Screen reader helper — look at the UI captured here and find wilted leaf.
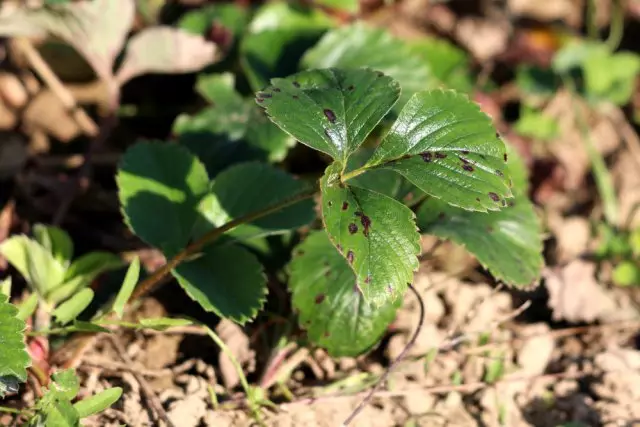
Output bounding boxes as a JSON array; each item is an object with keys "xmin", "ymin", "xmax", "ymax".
[
  {"xmin": 0, "ymin": 294, "xmax": 30, "ymax": 398},
  {"xmin": 117, "ymin": 141, "xmax": 210, "ymax": 256},
  {"xmin": 52, "ymin": 288, "xmax": 94, "ymax": 325},
  {"xmin": 302, "ymin": 23, "xmax": 434, "ymax": 107},
  {"xmin": 194, "ymin": 162, "xmax": 315, "ymax": 240},
  {"xmin": 258, "ymin": 68, "xmax": 400, "ymax": 163},
  {"xmin": 321, "ymin": 163, "xmax": 420, "ymax": 307},
  {"xmin": 288, "ymin": 231, "xmax": 400, "ymax": 356},
  {"xmin": 116, "ymin": 27, "xmax": 220, "ymax": 86},
  {"xmin": 172, "ymin": 243, "xmax": 266, "ymax": 324},
  {"xmin": 365, "ymin": 90, "xmax": 512, "ymax": 212}
]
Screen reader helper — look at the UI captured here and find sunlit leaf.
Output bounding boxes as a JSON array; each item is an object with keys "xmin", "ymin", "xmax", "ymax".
[
  {"xmin": 52, "ymin": 288, "xmax": 94, "ymax": 325},
  {"xmin": 0, "ymin": 294, "xmax": 30, "ymax": 398},
  {"xmin": 73, "ymin": 387, "xmax": 123, "ymax": 418},
  {"xmin": 33, "ymin": 224, "xmax": 74, "ymax": 267},
  {"xmin": 112, "ymin": 256, "xmax": 140, "ymax": 319}
]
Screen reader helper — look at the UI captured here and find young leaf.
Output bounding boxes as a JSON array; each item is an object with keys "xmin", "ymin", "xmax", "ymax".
[
  {"xmin": 116, "ymin": 28, "xmax": 220, "ymax": 86},
  {"xmin": 258, "ymin": 68, "xmax": 400, "ymax": 164},
  {"xmin": 0, "ymin": 235, "xmax": 66, "ymax": 297},
  {"xmin": 194, "ymin": 162, "xmax": 315, "ymax": 240},
  {"xmin": 117, "ymin": 141, "xmax": 210, "ymax": 256},
  {"xmin": 0, "ymin": 294, "xmax": 30, "ymax": 398},
  {"xmin": 32, "ymin": 224, "xmax": 74, "ymax": 267},
  {"xmin": 288, "ymin": 232, "xmax": 400, "ymax": 356},
  {"xmin": 416, "ymin": 146, "xmax": 543, "ymax": 287},
  {"xmin": 53, "ymin": 288, "xmax": 94, "ymax": 325},
  {"xmin": 73, "ymin": 387, "xmax": 123, "ymax": 418},
  {"xmin": 302, "ymin": 23, "xmax": 433, "ymax": 107},
  {"xmin": 112, "ymin": 256, "xmax": 140, "ymax": 319},
  {"xmin": 16, "ymin": 293, "xmax": 39, "ymax": 322},
  {"xmin": 365, "ymin": 90, "xmax": 512, "ymax": 212},
  {"xmin": 172, "ymin": 243, "xmax": 266, "ymax": 324},
  {"xmin": 321, "ymin": 163, "xmax": 420, "ymax": 307},
  {"xmin": 48, "ymin": 252, "xmax": 123, "ymax": 303}
]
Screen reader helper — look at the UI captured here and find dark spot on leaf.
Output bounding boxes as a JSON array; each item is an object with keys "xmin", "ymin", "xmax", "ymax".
[
  {"xmin": 487, "ymin": 226, "xmax": 494, "ymax": 232},
  {"xmin": 496, "ymin": 170, "xmax": 504, "ymax": 177},
  {"xmin": 348, "ymin": 223, "xmax": 358, "ymax": 234},
  {"xmin": 501, "ymin": 199, "xmax": 507, "ymax": 207},
  {"xmin": 476, "ymin": 197, "xmax": 481, "ymax": 202},
  {"xmin": 463, "ymin": 164, "xmax": 474, "ymax": 172},
  {"xmin": 336, "ymin": 244, "xmax": 343, "ymax": 253},
  {"xmin": 338, "ymin": 182, "xmax": 345, "ymax": 188},
  {"xmin": 324, "ymin": 270, "xmax": 331, "ymax": 277},
  {"xmin": 508, "ymin": 201, "xmax": 515, "ymax": 207},
  {"xmin": 496, "ymin": 132, "xmax": 501, "ymax": 138},
  {"xmin": 328, "ymin": 201, "xmax": 333, "ymax": 207},
  {"xmin": 347, "ymin": 250, "xmax": 354, "ymax": 264},
  {"xmin": 274, "ymin": 88, "xmax": 281, "ymax": 92},
  {"xmin": 354, "ymin": 211, "xmax": 363, "ymax": 217},
  {"xmin": 324, "ymin": 109, "xmax": 336, "ymax": 123},
  {"xmin": 259, "ymin": 92, "xmax": 272, "ymax": 98},
  {"xmin": 364, "ymin": 275, "xmax": 371, "ymax": 284},
  {"xmin": 438, "ymin": 212, "xmax": 445, "ymax": 220},
  {"xmin": 347, "ymin": 85, "xmax": 355, "ymax": 91},
  {"xmin": 256, "ymin": 98, "xmax": 264, "ymax": 103},
  {"xmin": 479, "ymin": 154, "xmax": 486, "ymax": 159},
  {"xmin": 292, "ymin": 95, "xmax": 299, "ymax": 99},
  {"xmin": 503, "ymin": 153, "xmax": 508, "ymax": 162},
  {"xmin": 342, "ymin": 201, "xmax": 349, "ymax": 210},
  {"xmin": 293, "ymin": 81, "xmax": 300, "ymax": 88},
  {"xmin": 461, "ymin": 150, "xmax": 469, "ymax": 154},
  {"xmin": 323, "ymin": 331, "xmax": 330, "ymax": 337},
  {"xmin": 488, "ymin": 192, "xmax": 500, "ymax": 202},
  {"xmin": 377, "ymin": 71, "xmax": 384, "ymax": 77},
  {"xmin": 353, "ymin": 283, "xmax": 362, "ymax": 295},
  {"xmin": 420, "ymin": 152, "xmax": 432, "ymax": 162},
  {"xmin": 360, "ymin": 215, "xmax": 372, "ymax": 237},
  {"xmin": 296, "ymin": 250, "xmax": 304, "ymax": 256},
  {"xmin": 435, "ymin": 152, "xmax": 447, "ymax": 159},
  {"xmin": 315, "ymin": 294, "xmax": 325, "ymax": 304}
]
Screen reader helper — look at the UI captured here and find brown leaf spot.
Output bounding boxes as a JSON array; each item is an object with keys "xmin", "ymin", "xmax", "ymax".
[
  {"xmin": 364, "ymin": 275, "xmax": 371, "ymax": 284},
  {"xmin": 360, "ymin": 215, "xmax": 372, "ymax": 237},
  {"xmin": 315, "ymin": 294, "xmax": 326, "ymax": 304},
  {"xmin": 323, "ymin": 109, "xmax": 336, "ymax": 123},
  {"xmin": 496, "ymin": 169, "xmax": 504, "ymax": 177},
  {"xmin": 348, "ymin": 223, "xmax": 358, "ymax": 234},
  {"xmin": 293, "ymin": 81, "xmax": 300, "ymax": 88},
  {"xmin": 347, "ymin": 85, "xmax": 355, "ymax": 91},
  {"xmin": 292, "ymin": 95, "xmax": 299, "ymax": 99},
  {"xmin": 460, "ymin": 150, "xmax": 469, "ymax": 154},
  {"xmin": 488, "ymin": 192, "xmax": 500, "ymax": 202},
  {"xmin": 438, "ymin": 212, "xmax": 445, "ymax": 220},
  {"xmin": 463, "ymin": 164, "xmax": 474, "ymax": 172},
  {"xmin": 346, "ymin": 250, "xmax": 354, "ymax": 264},
  {"xmin": 342, "ymin": 201, "xmax": 349, "ymax": 211},
  {"xmin": 273, "ymin": 88, "xmax": 281, "ymax": 92},
  {"xmin": 256, "ymin": 98, "xmax": 264, "ymax": 103},
  {"xmin": 435, "ymin": 152, "xmax": 447, "ymax": 159},
  {"xmin": 336, "ymin": 244, "xmax": 343, "ymax": 253},
  {"xmin": 420, "ymin": 152, "xmax": 432, "ymax": 162},
  {"xmin": 503, "ymin": 153, "xmax": 508, "ymax": 162},
  {"xmin": 487, "ymin": 226, "xmax": 494, "ymax": 232}
]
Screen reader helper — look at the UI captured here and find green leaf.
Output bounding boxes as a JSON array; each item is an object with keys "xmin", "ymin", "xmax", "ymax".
[
  {"xmin": 117, "ymin": 141, "xmax": 210, "ymax": 255},
  {"xmin": 258, "ymin": 68, "xmax": 400, "ymax": 163},
  {"xmin": 0, "ymin": 294, "xmax": 30, "ymax": 397},
  {"xmin": 178, "ymin": 4, "xmax": 249, "ymax": 40},
  {"xmin": 0, "ymin": 276, "xmax": 10, "ymax": 298},
  {"xmin": 515, "ymin": 65, "xmax": 560, "ymax": 97},
  {"xmin": 29, "ymin": 369, "xmax": 81, "ymax": 427},
  {"xmin": 416, "ymin": 146, "xmax": 543, "ymax": 287},
  {"xmin": 74, "ymin": 387, "xmax": 123, "ymax": 418},
  {"xmin": 365, "ymin": 89, "xmax": 512, "ymax": 212},
  {"xmin": 139, "ymin": 317, "xmax": 193, "ymax": 330},
  {"xmin": 52, "ymin": 288, "xmax": 94, "ymax": 325},
  {"xmin": 48, "ymin": 251, "xmax": 123, "ymax": 303},
  {"xmin": 241, "ymin": 2, "xmax": 333, "ymax": 91},
  {"xmin": 583, "ymin": 50, "xmax": 640, "ymax": 105},
  {"xmin": 69, "ymin": 321, "xmax": 111, "ymax": 334},
  {"xmin": 112, "ymin": 256, "xmax": 140, "ymax": 319},
  {"xmin": 172, "ymin": 243, "xmax": 267, "ymax": 324},
  {"xmin": 51, "ymin": 369, "xmax": 80, "ymax": 400},
  {"xmin": 302, "ymin": 23, "xmax": 433, "ymax": 107},
  {"xmin": 407, "ymin": 37, "xmax": 473, "ymax": 93},
  {"xmin": 514, "ymin": 104, "xmax": 560, "ymax": 141},
  {"xmin": 0, "ymin": 235, "xmax": 66, "ymax": 297},
  {"xmin": 32, "ymin": 224, "xmax": 74, "ymax": 267},
  {"xmin": 321, "ymin": 163, "xmax": 420, "ymax": 307},
  {"xmin": 194, "ymin": 162, "xmax": 315, "ymax": 240},
  {"xmin": 288, "ymin": 231, "xmax": 400, "ymax": 356},
  {"xmin": 16, "ymin": 293, "xmax": 39, "ymax": 322}
]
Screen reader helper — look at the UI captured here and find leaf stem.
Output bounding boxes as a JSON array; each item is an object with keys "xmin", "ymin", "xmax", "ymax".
[
  {"xmin": 128, "ymin": 186, "xmax": 317, "ymax": 302},
  {"xmin": 341, "ymin": 166, "xmax": 370, "ymax": 182},
  {"xmin": 606, "ymin": 0, "xmax": 624, "ymax": 51}
]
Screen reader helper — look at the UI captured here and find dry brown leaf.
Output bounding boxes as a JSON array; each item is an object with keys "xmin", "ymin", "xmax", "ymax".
[
  {"xmin": 22, "ymin": 89, "xmax": 81, "ymax": 142},
  {"xmin": 455, "ymin": 17, "xmax": 509, "ymax": 62},
  {"xmin": 548, "ymin": 215, "xmax": 591, "ymax": 263},
  {"xmin": 216, "ymin": 319, "xmax": 255, "ymax": 390}
]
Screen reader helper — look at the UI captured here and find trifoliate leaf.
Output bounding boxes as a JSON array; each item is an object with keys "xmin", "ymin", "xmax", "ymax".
[
  {"xmin": 365, "ymin": 90, "xmax": 512, "ymax": 212},
  {"xmin": 194, "ymin": 162, "xmax": 315, "ymax": 241},
  {"xmin": 321, "ymin": 163, "xmax": 420, "ymax": 307},
  {"xmin": 416, "ymin": 146, "xmax": 543, "ymax": 287},
  {"xmin": 289, "ymin": 232, "xmax": 400, "ymax": 356},
  {"xmin": 117, "ymin": 141, "xmax": 210, "ymax": 256},
  {"xmin": 172, "ymin": 243, "xmax": 266, "ymax": 324},
  {"xmin": 0, "ymin": 294, "xmax": 30, "ymax": 398},
  {"xmin": 302, "ymin": 23, "xmax": 433, "ymax": 107},
  {"xmin": 258, "ymin": 68, "xmax": 400, "ymax": 164}
]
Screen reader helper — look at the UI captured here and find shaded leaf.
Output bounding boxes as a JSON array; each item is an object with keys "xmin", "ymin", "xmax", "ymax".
[
  {"xmin": 74, "ymin": 387, "xmax": 123, "ymax": 418},
  {"xmin": 194, "ymin": 162, "xmax": 315, "ymax": 240},
  {"xmin": 116, "ymin": 141, "xmax": 210, "ymax": 256},
  {"xmin": 112, "ymin": 256, "xmax": 140, "ymax": 319},
  {"xmin": 258, "ymin": 68, "xmax": 400, "ymax": 163},
  {"xmin": 0, "ymin": 235, "xmax": 66, "ymax": 297},
  {"xmin": 365, "ymin": 90, "xmax": 512, "ymax": 212},
  {"xmin": 33, "ymin": 224, "xmax": 74, "ymax": 267},
  {"xmin": 178, "ymin": 3, "xmax": 249, "ymax": 40},
  {"xmin": 52, "ymin": 288, "xmax": 94, "ymax": 325},
  {"xmin": 172, "ymin": 243, "xmax": 267, "ymax": 324},
  {"xmin": 416, "ymin": 146, "xmax": 543, "ymax": 287},
  {"xmin": 0, "ymin": 294, "xmax": 30, "ymax": 397},
  {"xmin": 321, "ymin": 163, "xmax": 420, "ymax": 307},
  {"xmin": 288, "ymin": 231, "xmax": 400, "ymax": 356},
  {"xmin": 116, "ymin": 27, "xmax": 220, "ymax": 86},
  {"xmin": 302, "ymin": 23, "xmax": 433, "ymax": 107},
  {"xmin": 407, "ymin": 37, "xmax": 473, "ymax": 92}
]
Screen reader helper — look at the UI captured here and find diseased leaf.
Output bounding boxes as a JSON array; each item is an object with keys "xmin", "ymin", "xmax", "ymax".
[
  {"xmin": 194, "ymin": 162, "xmax": 315, "ymax": 240},
  {"xmin": 258, "ymin": 68, "xmax": 400, "ymax": 163},
  {"xmin": 416, "ymin": 145, "xmax": 543, "ymax": 287},
  {"xmin": 117, "ymin": 141, "xmax": 210, "ymax": 256},
  {"xmin": 288, "ymin": 231, "xmax": 400, "ymax": 356},
  {"xmin": 33, "ymin": 224, "xmax": 74, "ymax": 267},
  {"xmin": 73, "ymin": 387, "xmax": 123, "ymax": 418},
  {"xmin": 52, "ymin": 288, "xmax": 94, "ymax": 325},
  {"xmin": 0, "ymin": 294, "xmax": 30, "ymax": 398},
  {"xmin": 172, "ymin": 243, "xmax": 267, "ymax": 323},
  {"xmin": 321, "ymin": 163, "xmax": 420, "ymax": 307},
  {"xmin": 302, "ymin": 23, "xmax": 433, "ymax": 107},
  {"xmin": 0, "ymin": 235, "xmax": 66, "ymax": 297},
  {"xmin": 112, "ymin": 256, "xmax": 140, "ymax": 319},
  {"xmin": 365, "ymin": 90, "xmax": 512, "ymax": 212},
  {"xmin": 116, "ymin": 27, "xmax": 220, "ymax": 86}
]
